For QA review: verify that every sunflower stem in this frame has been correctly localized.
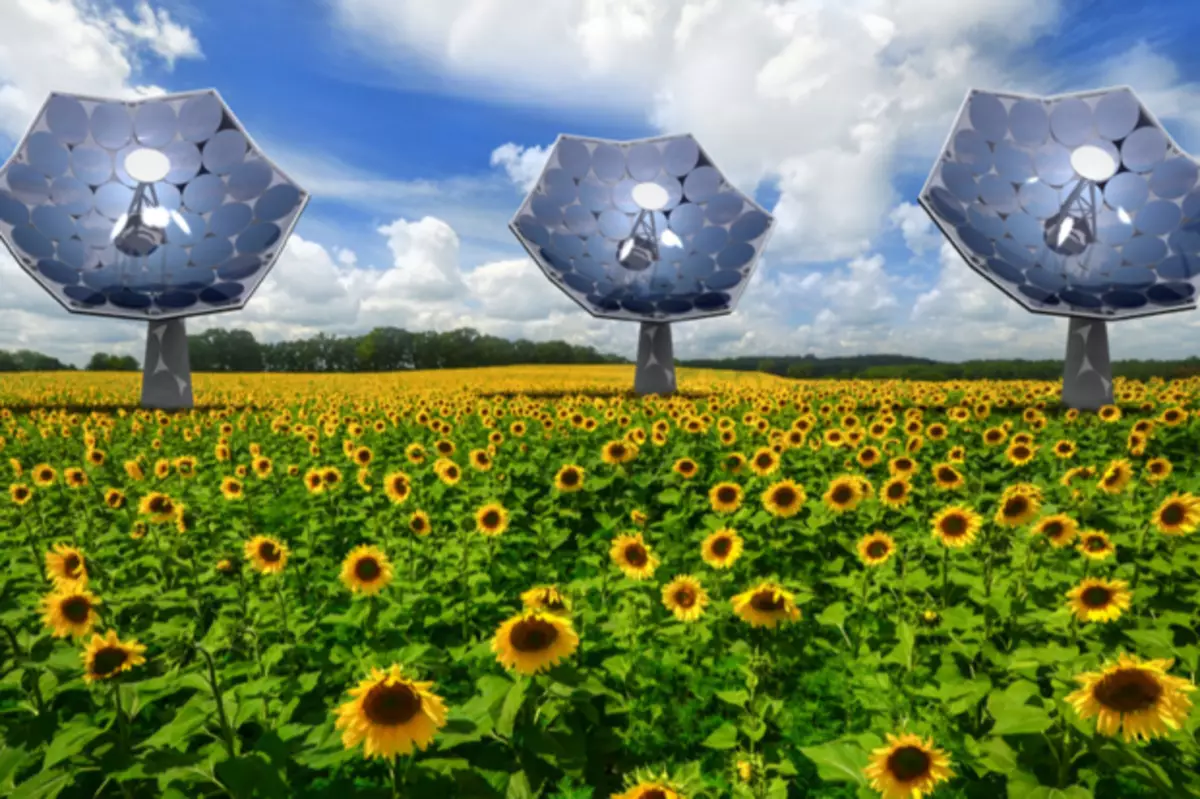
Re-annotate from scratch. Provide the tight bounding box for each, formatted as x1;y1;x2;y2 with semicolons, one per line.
196;645;238;758
1130;524;1150;599
940;546;950;608
274;577;292;643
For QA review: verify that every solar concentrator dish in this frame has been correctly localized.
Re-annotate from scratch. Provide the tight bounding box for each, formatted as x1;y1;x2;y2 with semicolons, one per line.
0;89;308;320
510;133;774;323
919;86;1200;320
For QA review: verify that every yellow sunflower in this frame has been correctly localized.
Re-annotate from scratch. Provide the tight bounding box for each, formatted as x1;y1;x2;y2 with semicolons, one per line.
824;475;863;512
931;506;982;548
601;440;637;465
138;491;177;523
878;476;911;509
220;477;244;501
32;463;56;486
409;510;431;536
732;582;801;628
304;468;326;494
1144;457;1172;484
1097;459;1133;494
45;543;88;588
672;458;699;479
1067;654;1195;742
762;479;806;518
492;609;579;675
334;664;448;759
700;528;743;569
661;575;708;623
610;532;659;580
9;483;32;506
1032;514;1078;548
554;464;585;493
382;471;412;505
340;545;394;596
244;535;289;575
1077;530;1115;561
436;460;462;485
612;781;683;799
995;492;1040;527
863;733;954;799
857;531;896;567
82;630;146;683
1151;493;1200;536
931;463;964;491
521;585;571;614
748;447;779;477
475;502;509;537
1005;442;1036;466
1066;578;1132;623
40;586;101;638
708;482;743;513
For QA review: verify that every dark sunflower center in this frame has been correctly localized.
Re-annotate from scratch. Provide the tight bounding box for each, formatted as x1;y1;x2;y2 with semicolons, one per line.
324;472;339;484
937;468;955;482
755;454;772;468
680;461;695;473
61;596;91;622
1103;471;1121;486
511;618;559;652
1081;586;1112;607
1043;521;1064;538
1161;503;1185;525
91;646;128;677
942;514;967;537
560;469;580;486
772;487;798;507
610;445;626;458
15;487;28;499
717;486;738;503
673;588;696;608
258;542;280;562
833;485;854;503
391;477;408;494
1094;670;1163;713
227;482;240;494
1003;497;1028;517
750;591;785;612
624;544;648;567
642;791;667;799
1086;536;1106;551
866;541;888;558
363;682;422;726
445;467;459;479
1014;446;1030;459
437;443;452;454
896;460;912;471
64;554;82;575
482;510;501;528
308;476;321;487
886;482;905;499
39;469;51;481
1057;443;1070;453
886;745;932;782
355;557;382;582
987;432;1001;442
149;496;168;513
1150;463;1164;474
357;451;370;463
711;537;732;557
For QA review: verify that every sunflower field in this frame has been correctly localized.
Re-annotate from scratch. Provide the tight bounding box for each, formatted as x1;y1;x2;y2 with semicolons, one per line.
1;366;1198;799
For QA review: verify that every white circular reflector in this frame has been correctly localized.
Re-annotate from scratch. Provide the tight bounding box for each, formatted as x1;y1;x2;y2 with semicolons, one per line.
631;181;669;211
1070;145;1118;182
124;148;170;183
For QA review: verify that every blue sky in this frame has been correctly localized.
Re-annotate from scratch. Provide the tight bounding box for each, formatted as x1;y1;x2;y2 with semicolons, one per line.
4;0;1200;364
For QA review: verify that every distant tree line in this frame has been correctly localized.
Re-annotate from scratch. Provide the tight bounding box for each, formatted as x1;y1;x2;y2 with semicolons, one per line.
186;327;627;373
686;354;1200;382
4;334;1200;380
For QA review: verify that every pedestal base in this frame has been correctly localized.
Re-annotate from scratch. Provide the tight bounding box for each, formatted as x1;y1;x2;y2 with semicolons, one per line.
140;318;194;410
634;322;676;396
1061;317;1112;411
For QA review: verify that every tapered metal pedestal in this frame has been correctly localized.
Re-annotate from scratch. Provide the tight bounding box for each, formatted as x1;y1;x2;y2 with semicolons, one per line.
1061;317;1112;411
140;318;194;409
634;321;676;396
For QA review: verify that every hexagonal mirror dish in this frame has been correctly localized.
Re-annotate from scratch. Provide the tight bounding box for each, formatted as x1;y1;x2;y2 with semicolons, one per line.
0;89;309;321
510;133;774;324
919;86;1200;411
919;86;1200;321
